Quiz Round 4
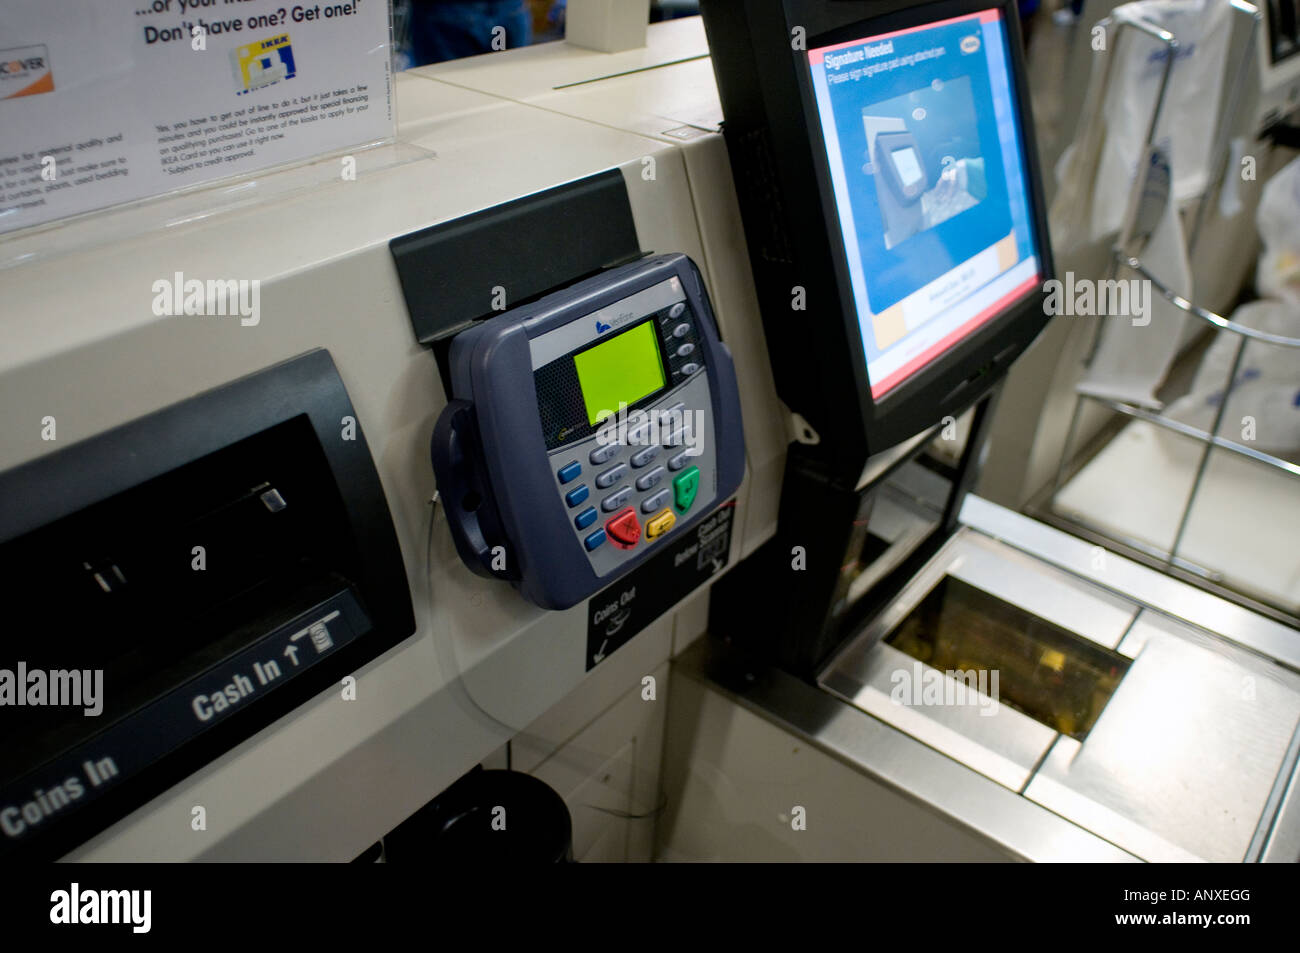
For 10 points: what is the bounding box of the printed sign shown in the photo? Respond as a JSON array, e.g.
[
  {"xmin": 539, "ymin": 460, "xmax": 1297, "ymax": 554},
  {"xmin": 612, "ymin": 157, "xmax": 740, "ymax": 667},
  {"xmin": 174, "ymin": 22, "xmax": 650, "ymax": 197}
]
[
  {"xmin": 585, "ymin": 502, "xmax": 734, "ymax": 671},
  {"xmin": 0, "ymin": 0, "xmax": 394, "ymax": 235}
]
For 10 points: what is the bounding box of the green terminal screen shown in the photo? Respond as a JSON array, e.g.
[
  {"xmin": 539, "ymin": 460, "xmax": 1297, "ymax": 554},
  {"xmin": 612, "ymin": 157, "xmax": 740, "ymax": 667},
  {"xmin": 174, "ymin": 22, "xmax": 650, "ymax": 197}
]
[{"xmin": 573, "ymin": 320, "xmax": 666, "ymax": 426}]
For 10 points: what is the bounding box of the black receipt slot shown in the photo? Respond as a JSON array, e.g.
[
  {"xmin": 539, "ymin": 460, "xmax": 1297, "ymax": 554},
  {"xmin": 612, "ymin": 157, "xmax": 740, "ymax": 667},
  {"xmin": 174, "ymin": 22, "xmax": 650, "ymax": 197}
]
[{"xmin": 0, "ymin": 349, "xmax": 415, "ymax": 861}]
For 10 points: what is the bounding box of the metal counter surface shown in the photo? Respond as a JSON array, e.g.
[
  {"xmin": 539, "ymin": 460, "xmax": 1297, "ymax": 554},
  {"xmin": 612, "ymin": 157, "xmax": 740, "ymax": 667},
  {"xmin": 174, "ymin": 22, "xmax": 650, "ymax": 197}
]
[
  {"xmin": 673, "ymin": 636, "xmax": 1138, "ymax": 861},
  {"xmin": 680, "ymin": 495, "xmax": 1300, "ymax": 862}
]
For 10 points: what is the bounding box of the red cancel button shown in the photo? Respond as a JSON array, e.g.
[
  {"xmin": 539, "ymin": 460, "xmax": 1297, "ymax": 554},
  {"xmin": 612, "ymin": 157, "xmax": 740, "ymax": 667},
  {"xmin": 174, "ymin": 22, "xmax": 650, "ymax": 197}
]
[{"xmin": 605, "ymin": 508, "xmax": 641, "ymax": 549}]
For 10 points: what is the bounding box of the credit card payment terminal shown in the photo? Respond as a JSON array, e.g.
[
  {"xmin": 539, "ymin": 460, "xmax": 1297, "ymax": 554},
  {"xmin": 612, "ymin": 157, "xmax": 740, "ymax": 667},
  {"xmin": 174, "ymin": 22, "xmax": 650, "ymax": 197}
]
[{"xmin": 431, "ymin": 253, "xmax": 744, "ymax": 610}]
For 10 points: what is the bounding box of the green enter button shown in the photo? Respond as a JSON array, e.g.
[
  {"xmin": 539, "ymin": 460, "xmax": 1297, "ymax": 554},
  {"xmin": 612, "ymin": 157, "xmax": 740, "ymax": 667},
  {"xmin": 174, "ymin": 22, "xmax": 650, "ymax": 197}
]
[{"xmin": 672, "ymin": 465, "xmax": 700, "ymax": 512}]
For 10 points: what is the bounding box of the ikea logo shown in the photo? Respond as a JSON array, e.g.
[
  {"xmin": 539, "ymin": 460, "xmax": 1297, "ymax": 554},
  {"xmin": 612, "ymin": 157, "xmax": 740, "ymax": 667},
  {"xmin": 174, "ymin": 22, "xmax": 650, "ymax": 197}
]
[{"xmin": 960, "ymin": 35, "xmax": 981, "ymax": 54}]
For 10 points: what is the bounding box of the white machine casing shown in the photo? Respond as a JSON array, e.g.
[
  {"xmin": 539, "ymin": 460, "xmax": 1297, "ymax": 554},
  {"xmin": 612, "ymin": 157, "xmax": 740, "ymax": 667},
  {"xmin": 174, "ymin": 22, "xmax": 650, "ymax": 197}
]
[{"xmin": 0, "ymin": 21, "xmax": 786, "ymax": 860}]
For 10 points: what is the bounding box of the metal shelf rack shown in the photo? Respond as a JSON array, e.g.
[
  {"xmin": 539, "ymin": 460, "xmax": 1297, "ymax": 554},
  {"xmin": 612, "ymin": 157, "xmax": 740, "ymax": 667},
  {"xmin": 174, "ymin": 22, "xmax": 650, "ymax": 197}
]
[{"xmin": 1032, "ymin": 1, "xmax": 1300, "ymax": 627}]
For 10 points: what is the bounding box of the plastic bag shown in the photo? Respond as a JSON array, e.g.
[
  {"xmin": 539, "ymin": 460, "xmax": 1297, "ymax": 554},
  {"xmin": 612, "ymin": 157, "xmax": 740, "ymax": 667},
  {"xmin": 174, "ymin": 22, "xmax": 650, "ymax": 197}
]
[
  {"xmin": 1050, "ymin": 0, "xmax": 1232, "ymax": 249},
  {"xmin": 1189, "ymin": 300, "xmax": 1300, "ymax": 391},
  {"xmin": 1163, "ymin": 381, "xmax": 1300, "ymax": 455},
  {"xmin": 1090, "ymin": 0, "xmax": 1231, "ymax": 238},
  {"xmin": 1163, "ymin": 299, "xmax": 1300, "ymax": 455},
  {"xmin": 1076, "ymin": 145, "xmax": 1192, "ymax": 408},
  {"xmin": 1256, "ymin": 156, "xmax": 1300, "ymax": 305}
]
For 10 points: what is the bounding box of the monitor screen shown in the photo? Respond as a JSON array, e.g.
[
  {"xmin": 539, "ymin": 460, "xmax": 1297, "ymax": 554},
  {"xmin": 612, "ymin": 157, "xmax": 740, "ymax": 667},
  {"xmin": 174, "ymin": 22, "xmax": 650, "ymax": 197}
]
[{"xmin": 807, "ymin": 8, "xmax": 1042, "ymax": 399}]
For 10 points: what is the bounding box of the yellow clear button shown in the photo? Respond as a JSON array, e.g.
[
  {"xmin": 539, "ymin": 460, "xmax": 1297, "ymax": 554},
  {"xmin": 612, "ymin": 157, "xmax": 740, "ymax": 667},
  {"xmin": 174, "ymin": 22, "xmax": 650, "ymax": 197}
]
[{"xmin": 646, "ymin": 508, "xmax": 676, "ymax": 540}]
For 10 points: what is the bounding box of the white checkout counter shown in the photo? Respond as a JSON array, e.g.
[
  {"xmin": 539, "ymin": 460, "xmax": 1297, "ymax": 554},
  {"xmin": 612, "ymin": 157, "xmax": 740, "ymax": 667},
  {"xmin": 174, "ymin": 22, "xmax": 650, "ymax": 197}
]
[
  {"xmin": 0, "ymin": 19, "xmax": 786, "ymax": 861},
  {"xmin": 3, "ymin": 16, "xmax": 1297, "ymax": 864}
]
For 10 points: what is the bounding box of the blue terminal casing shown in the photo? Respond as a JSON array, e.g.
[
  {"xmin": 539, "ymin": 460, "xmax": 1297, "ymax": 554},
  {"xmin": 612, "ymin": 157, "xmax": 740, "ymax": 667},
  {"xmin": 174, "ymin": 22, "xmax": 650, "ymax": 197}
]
[{"xmin": 431, "ymin": 253, "xmax": 745, "ymax": 610}]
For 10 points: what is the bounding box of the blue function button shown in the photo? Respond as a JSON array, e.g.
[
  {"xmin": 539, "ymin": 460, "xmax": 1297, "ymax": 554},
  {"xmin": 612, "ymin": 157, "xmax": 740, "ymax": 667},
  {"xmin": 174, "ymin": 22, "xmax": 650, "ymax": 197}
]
[
  {"xmin": 584, "ymin": 528, "xmax": 607, "ymax": 552},
  {"xmin": 595, "ymin": 462, "xmax": 627, "ymax": 489},
  {"xmin": 574, "ymin": 506, "xmax": 598, "ymax": 530},
  {"xmin": 668, "ymin": 302, "xmax": 686, "ymax": 319},
  {"xmin": 557, "ymin": 460, "xmax": 582, "ymax": 483},
  {"xmin": 630, "ymin": 444, "xmax": 660, "ymax": 468},
  {"xmin": 635, "ymin": 466, "xmax": 666, "ymax": 492},
  {"xmin": 565, "ymin": 484, "xmax": 589, "ymax": 508},
  {"xmin": 679, "ymin": 362, "xmax": 700, "ymax": 376},
  {"xmin": 667, "ymin": 450, "xmax": 692, "ymax": 471},
  {"xmin": 671, "ymin": 322, "xmax": 691, "ymax": 339},
  {"xmin": 675, "ymin": 342, "xmax": 695, "ymax": 358},
  {"xmin": 601, "ymin": 485, "xmax": 633, "ymax": 512},
  {"xmin": 589, "ymin": 442, "xmax": 619, "ymax": 465},
  {"xmin": 641, "ymin": 488, "xmax": 671, "ymax": 514}
]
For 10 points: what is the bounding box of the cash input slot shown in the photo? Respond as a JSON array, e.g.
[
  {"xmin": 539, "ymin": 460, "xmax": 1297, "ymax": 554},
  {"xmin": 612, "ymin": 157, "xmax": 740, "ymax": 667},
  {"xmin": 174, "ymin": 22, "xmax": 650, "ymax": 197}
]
[{"xmin": 0, "ymin": 350, "xmax": 417, "ymax": 862}]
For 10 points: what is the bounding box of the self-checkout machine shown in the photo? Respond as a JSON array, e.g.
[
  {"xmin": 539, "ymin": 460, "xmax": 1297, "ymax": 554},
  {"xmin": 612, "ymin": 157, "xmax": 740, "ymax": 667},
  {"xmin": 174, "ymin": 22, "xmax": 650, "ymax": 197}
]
[
  {"xmin": 393, "ymin": 3, "xmax": 1300, "ymax": 862},
  {"xmin": 631, "ymin": 0, "xmax": 1300, "ymax": 862},
  {"xmin": 0, "ymin": 11, "xmax": 775, "ymax": 861}
]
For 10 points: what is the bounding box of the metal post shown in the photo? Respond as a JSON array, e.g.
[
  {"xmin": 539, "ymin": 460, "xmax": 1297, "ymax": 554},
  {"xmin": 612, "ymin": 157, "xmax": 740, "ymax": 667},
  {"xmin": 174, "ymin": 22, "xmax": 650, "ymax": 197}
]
[{"xmin": 1166, "ymin": 332, "xmax": 1248, "ymax": 563}]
